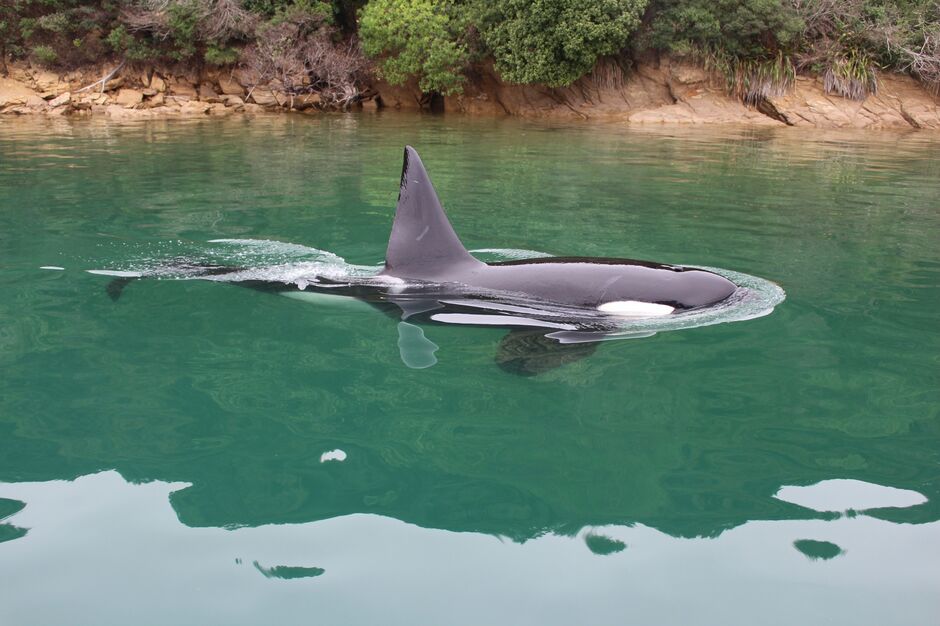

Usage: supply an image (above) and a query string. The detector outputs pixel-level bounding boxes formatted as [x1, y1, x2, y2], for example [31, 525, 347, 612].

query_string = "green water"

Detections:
[1, 115, 938, 625]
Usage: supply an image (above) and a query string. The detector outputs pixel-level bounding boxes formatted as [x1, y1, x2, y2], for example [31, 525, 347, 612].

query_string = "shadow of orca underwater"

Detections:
[102, 146, 778, 375]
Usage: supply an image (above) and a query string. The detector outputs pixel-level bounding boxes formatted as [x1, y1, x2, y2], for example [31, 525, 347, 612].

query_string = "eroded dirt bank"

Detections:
[2, 58, 938, 129]
[379, 58, 940, 130]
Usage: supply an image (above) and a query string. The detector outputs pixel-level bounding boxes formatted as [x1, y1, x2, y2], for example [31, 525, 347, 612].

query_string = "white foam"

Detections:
[40, 266, 65, 271]
[86, 270, 144, 278]
[319, 449, 347, 463]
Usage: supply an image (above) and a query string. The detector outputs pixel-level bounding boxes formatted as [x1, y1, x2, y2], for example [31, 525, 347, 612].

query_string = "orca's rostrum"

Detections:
[100, 146, 779, 375]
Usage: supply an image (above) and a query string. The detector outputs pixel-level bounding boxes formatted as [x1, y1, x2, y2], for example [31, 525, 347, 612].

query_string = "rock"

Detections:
[115, 89, 144, 107]
[208, 102, 230, 115]
[93, 93, 110, 105]
[10, 66, 32, 82]
[218, 75, 244, 96]
[198, 83, 221, 102]
[49, 92, 71, 108]
[140, 69, 152, 88]
[248, 87, 279, 106]
[763, 74, 940, 129]
[150, 74, 167, 93]
[26, 94, 47, 109]
[31, 70, 61, 92]
[361, 97, 379, 111]
[233, 68, 261, 89]
[105, 104, 132, 118]
[0, 77, 41, 109]
[628, 88, 783, 126]
[179, 100, 211, 115]
[169, 80, 197, 98]
[103, 77, 124, 92]
[668, 63, 710, 86]
[291, 93, 321, 110]
[145, 93, 165, 107]
[220, 94, 244, 106]
[142, 87, 158, 97]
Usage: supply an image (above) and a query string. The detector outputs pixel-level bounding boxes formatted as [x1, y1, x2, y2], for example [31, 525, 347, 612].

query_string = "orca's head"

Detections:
[673, 269, 737, 310]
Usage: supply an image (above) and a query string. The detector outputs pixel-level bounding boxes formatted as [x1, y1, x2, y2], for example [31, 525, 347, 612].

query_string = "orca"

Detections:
[100, 146, 745, 374]
[383, 146, 735, 312]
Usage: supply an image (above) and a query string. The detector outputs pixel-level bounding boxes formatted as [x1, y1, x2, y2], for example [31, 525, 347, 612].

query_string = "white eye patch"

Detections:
[597, 300, 675, 317]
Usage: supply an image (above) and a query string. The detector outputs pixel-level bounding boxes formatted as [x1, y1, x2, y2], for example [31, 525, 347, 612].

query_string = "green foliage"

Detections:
[705, 48, 795, 104]
[106, 24, 157, 61]
[823, 46, 878, 100]
[36, 12, 71, 34]
[0, 0, 933, 97]
[204, 44, 240, 66]
[478, 0, 647, 87]
[359, 0, 470, 94]
[166, 1, 200, 60]
[0, 1, 112, 68]
[642, 0, 803, 59]
[641, 0, 939, 99]
[268, 0, 334, 29]
[31, 44, 58, 65]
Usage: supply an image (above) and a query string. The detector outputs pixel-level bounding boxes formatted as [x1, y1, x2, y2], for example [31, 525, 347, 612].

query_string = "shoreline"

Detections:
[2, 58, 939, 130]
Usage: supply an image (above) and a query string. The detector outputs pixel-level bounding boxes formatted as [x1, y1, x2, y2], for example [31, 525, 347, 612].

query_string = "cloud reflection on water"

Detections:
[0, 471, 936, 626]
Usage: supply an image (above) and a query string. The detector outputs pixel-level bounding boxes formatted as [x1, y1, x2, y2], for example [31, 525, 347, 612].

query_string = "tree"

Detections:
[477, 0, 647, 87]
[641, 0, 803, 58]
[358, 0, 471, 95]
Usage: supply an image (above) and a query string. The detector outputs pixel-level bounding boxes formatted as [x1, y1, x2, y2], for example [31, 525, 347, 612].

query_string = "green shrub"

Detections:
[204, 44, 240, 65]
[359, 0, 471, 94]
[478, 0, 647, 87]
[31, 44, 58, 65]
[36, 12, 71, 34]
[106, 24, 158, 61]
[642, 0, 803, 59]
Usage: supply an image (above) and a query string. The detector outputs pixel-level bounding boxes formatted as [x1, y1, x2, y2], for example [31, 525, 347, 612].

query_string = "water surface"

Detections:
[1, 115, 938, 625]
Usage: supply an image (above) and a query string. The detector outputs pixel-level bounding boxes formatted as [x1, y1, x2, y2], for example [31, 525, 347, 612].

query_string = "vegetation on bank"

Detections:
[1, 0, 938, 108]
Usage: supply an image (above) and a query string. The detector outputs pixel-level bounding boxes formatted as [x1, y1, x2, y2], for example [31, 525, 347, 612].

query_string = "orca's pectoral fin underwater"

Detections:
[495, 330, 599, 377]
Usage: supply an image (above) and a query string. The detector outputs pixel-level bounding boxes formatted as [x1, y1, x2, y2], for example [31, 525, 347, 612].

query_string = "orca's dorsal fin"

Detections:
[383, 146, 481, 278]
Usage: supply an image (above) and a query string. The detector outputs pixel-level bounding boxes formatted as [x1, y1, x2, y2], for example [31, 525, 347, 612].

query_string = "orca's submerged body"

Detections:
[103, 146, 749, 374]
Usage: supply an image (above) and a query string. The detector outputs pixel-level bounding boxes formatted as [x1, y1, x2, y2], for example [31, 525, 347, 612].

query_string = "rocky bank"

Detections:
[378, 58, 940, 130]
[0, 63, 379, 118]
[2, 57, 939, 129]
